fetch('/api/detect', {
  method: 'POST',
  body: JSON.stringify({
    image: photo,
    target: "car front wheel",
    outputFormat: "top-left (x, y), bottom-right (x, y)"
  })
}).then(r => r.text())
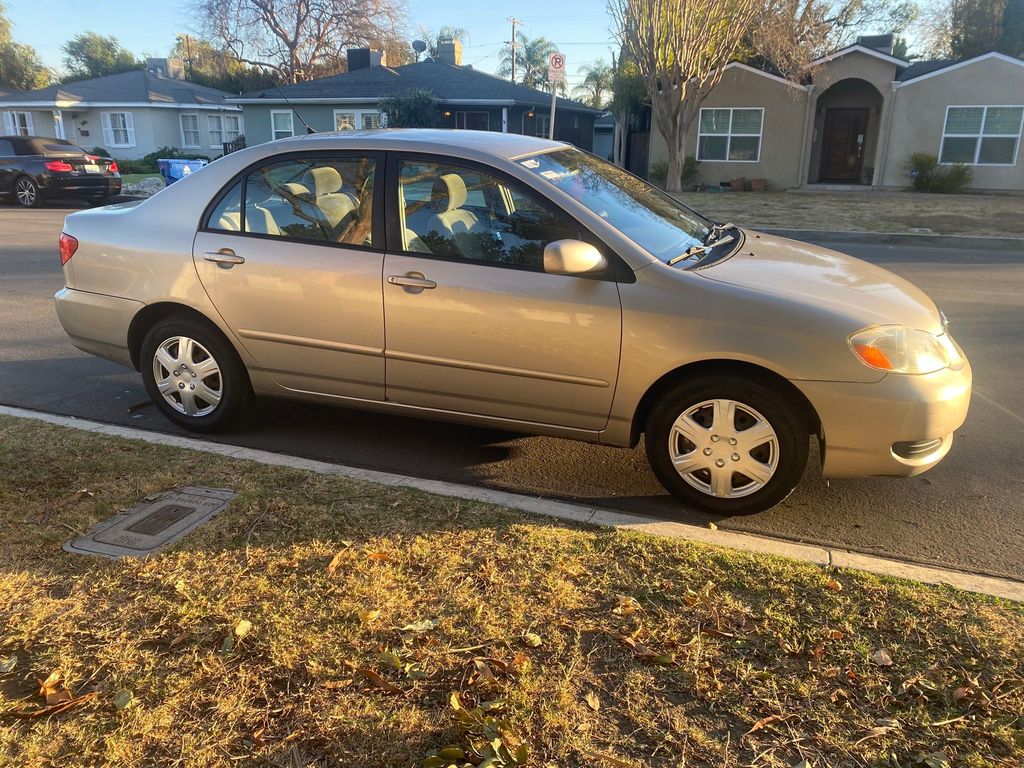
top-left (140, 316), bottom-right (252, 433)
top-left (645, 377), bottom-right (809, 515)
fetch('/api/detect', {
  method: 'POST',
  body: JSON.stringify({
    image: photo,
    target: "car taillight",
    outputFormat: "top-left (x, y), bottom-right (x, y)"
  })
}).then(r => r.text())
top-left (59, 233), bottom-right (78, 265)
top-left (108, 161), bottom-right (119, 174)
top-left (45, 160), bottom-right (74, 172)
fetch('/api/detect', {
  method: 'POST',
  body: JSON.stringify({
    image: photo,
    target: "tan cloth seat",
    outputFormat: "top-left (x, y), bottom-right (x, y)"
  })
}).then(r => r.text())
top-left (427, 173), bottom-right (480, 238)
top-left (219, 207), bottom-right (281, 236)
top-left (305, 166), bottom-right (357, 229)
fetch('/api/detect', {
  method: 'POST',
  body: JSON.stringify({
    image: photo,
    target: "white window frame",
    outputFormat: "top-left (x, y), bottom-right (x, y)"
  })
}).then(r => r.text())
top-left (208, 113), bottom-right (243, 148)
top-left (455, 111), bottom-right (489, 131)
top-left (333, 109), bottom-right (381, 131)
top-left (179, 113), bottom-right (201, 148)
top-left (101, 111), bottom-right (135, 148)
top-left (697, 107), bottom-right (764, 163)
top-left (271, 109), bottom-right (294, 140)
top-left (2, 111), bottom-right (34, 136)
top-left (938, 105), bottom-right (1023, 167)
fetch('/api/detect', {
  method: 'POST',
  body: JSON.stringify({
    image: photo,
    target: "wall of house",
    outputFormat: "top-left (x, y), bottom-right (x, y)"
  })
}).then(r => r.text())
top-left (648, 67), bottom-right (809, 190)
top-left (881, 57), bottom-right (1024, 191)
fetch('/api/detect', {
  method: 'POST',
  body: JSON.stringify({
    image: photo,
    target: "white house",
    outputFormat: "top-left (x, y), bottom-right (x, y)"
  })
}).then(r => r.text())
top-left (0, 59), bottom-right (243, 160)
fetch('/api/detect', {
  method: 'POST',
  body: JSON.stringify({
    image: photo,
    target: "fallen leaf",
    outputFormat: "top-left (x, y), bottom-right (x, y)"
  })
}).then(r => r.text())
top-left (113, 689), bottom-right (133, 710)
top-left (366, 551), bottom-right (393, 562)
top-left (168, 630), bottom-right (190, 648)
top-left (358, 609), bottom-right (381, 625)
top-left (952, 686), bottom-right (974, 702)
top-left (326, 550), bottom-right (347, 576)
top-left (854, 718), bottom-right (899, 745)
top-left (321, 679), bottom-right (353, 690)
top-left (234, 619), bottom-right (253, 639)
top-left (612, 595), bottom-right (641, 616)
top-left (436, 746), bottom-right (466, 760)
top-left (792, 760), bottom-right (814, 768)
top-left (522, 632), bottom-right (543, 648)
top-left (870, 648), bottom-right (893, 667)
top-left (584, 690), bottom-right (601, 711)
top-left (356, 667), bottom-right (404, 695)
top-left (824, 579), bottom-right (843, 592)
top-left (707, 522), bottom-right (718, 530)
top-left (401, 618), bottom-right (437, 633)
top-left (742, 713), bottom-right (788, 741)
top-left (39, 669), bottom-right (70, 704)
top-left (922, 751), bottom-right (951, 768)
top-left (251, 727), bottom-right (266, 747)
top-left (7, 691), bottom-right (98, 718)
top-left (0, 656), bottom-right (16, 674)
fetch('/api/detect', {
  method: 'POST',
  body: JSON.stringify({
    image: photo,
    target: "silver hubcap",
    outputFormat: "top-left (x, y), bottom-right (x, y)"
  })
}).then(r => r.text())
top-left (668, 398), bottom-right (779, 499)
top-left (152, 336), bottom-right (222, 417)
top-left (16, 179), bottom-right (36, 206)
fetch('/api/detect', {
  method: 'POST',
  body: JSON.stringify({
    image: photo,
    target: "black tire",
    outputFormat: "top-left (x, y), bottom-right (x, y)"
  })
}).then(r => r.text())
top-left (14, 176), bottom-right (41, 208)
top-left (644, 376), bottom-right (809, 515)
top-left (140, 315), bottom-right (253, 433)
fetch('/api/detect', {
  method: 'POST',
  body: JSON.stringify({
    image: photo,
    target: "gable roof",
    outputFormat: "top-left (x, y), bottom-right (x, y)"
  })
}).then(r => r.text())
top-left (231, 61), bottom-right (601, 113)
top-left (809, 43), bottom-right (909, 69)
top-left (895, 51), bottom-right (1024, 87)
top-left (0, 70), bottom-right (239, 109)
top-left (0, 87), bottom-right (22, 99)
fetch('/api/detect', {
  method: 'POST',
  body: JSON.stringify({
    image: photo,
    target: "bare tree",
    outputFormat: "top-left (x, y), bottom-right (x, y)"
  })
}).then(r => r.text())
top-left (193, 0), bottom-right (408, 83)
top-left (610, 0), bottom-right (761, 191)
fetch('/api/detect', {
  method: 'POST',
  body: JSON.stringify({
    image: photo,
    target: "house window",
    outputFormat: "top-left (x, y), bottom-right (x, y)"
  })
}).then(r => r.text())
top-left (455, 111), bottom-right (489, 131)
top-left (697, 108), bottom-right (763, 162)
top-left (940, 106), bottom-right (1023, 165)
top-left (533, 114), bottom-right (550, 137)
top-left (209, 114), bottom-right (242, 147)
top-left (2, 111), bottom-right (33, 136)
top-left (334, 110), bottom-right (381, 131)
top-left (271, 110), bottom-right (294, 140)
top-left (101, 112), bottom-right (135, 148)
top-left (180, 113), bottom-right (201, 147)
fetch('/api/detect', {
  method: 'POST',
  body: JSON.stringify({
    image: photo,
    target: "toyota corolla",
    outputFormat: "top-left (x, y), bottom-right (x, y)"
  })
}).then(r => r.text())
top-left (54, 130), bottom-right (971, 514)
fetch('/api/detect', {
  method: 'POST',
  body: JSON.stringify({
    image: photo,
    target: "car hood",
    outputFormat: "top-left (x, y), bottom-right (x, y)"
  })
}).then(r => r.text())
top-left (698, 230), bottom-right (943, 332)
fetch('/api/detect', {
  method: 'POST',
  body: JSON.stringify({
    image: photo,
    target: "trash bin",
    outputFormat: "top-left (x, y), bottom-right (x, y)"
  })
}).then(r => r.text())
top-left (157, 158), bottom-right (208, 185)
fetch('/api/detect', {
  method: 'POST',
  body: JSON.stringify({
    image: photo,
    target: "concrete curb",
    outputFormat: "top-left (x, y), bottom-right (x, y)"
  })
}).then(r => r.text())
top-left (2, 404), bottom-right (1021, 603)
top-left (761, 228), bottom-right (1024, 252)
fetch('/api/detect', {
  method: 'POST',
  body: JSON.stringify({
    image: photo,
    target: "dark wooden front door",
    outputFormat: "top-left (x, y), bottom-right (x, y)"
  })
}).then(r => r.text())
top-left (819, 108), bottom-right (869, 182)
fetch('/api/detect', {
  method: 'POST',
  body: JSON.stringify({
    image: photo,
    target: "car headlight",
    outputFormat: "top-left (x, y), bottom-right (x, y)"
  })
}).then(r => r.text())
top-left (848, 325), bottom-right (963, 374)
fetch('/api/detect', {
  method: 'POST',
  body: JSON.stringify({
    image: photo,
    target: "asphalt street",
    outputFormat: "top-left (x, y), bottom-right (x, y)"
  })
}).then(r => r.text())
top-left (2, 205), bottom-right (1022, 579)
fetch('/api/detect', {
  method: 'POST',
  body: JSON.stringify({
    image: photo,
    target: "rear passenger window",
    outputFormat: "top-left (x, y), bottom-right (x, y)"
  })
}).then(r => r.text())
top-left (206, 156), bottom-right (376, 247)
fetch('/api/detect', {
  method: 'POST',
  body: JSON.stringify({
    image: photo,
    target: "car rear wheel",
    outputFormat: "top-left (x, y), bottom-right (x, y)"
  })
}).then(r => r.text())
top-left (14, 177), bottom-right (40, 208)
top-left (645, 376), bottom-right (809, 515)
top-left (140, 316), bottom-right (253, 433)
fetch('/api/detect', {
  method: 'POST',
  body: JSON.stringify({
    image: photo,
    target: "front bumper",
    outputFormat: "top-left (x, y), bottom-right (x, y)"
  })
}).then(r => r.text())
top-left (794, 360), bottom-right (972, 478)
top-left (54, 287), bottom-right (142, 369)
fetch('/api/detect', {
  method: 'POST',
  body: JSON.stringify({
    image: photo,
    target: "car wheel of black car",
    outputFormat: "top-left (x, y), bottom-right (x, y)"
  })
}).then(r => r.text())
top-left (14, 176), bottom-right (41, 208)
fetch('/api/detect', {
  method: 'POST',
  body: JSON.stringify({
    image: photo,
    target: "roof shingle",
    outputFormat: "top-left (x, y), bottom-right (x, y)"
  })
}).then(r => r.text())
top-left (7, 70), bottom-right (237, 105)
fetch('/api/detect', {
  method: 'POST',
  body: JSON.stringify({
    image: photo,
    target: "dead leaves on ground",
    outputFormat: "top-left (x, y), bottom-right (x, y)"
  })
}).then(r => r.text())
top-left (3, 669), bottom-right (98, 719)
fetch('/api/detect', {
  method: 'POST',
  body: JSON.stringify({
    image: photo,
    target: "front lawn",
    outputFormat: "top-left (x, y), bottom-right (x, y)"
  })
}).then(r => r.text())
top-left (1, 415), bottom-right (1022, 767)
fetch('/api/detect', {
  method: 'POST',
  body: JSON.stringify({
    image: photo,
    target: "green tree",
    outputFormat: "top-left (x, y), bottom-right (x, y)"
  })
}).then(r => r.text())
top-left (497, 32), bottom-right (563, 93)
top-left (413, 24), bottom-right (470, 59)
top-left (172, 34), bottom-right (278, 93)
top-left (608, 56), bottom-right (646, 166)
top-left (999, 0), bottom-right (1024, 55)
top-left (0, 2), bottom-right (51, 89)
top-left (379, 88), bottom-right (436, 127)
top-left (62, 32), bottom-right (142, 80)
top-left (572, 59), bottom-right (613, 108)
top-left (948, 0), bottom-right (1008, 58)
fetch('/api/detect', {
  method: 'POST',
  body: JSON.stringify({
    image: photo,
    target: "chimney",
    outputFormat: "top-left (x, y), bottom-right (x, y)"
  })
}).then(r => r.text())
top-left (347, 48), bottom-right (386, 71)
top-left (436, 39), bottom-right (463, 66)
top-left (855, 34), bottom-right (895, 56)
top-left (147, 57), bottom-right (186, 79)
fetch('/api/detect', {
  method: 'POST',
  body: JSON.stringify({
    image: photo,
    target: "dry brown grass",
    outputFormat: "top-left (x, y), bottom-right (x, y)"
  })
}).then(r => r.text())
top-left (675, 190), bottom-right (1024, 237)
top-left (1, 414), bottom-right (1022, 767)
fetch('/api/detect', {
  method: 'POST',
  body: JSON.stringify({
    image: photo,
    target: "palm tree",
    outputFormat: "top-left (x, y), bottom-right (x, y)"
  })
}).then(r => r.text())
top-left (572, 59), bottom-right (613, 108)
top-left (414, 25), bottom-right (470, 60)
top-left (497, 32), bottom-right (563, 92)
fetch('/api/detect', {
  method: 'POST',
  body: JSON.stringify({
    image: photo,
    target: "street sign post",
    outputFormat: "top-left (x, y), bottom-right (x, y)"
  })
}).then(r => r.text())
top-left (547, 52), bottom-right (565, 140)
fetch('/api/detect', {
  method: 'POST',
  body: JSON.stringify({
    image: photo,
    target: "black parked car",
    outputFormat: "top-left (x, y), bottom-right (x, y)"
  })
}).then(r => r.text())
top-left (0, 136), bottom-right (121, 208)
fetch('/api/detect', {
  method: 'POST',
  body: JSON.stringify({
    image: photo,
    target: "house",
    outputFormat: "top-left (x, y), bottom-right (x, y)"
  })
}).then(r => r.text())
top-left (231, 42), bottom-right (602, 150)
top-left (0, 59), bottom-right (243, 160)
top-left (645, 38), bottom-right (1024, 192)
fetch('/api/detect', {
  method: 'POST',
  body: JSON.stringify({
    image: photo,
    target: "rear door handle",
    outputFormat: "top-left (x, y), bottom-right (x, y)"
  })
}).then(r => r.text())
top-left (387, 274), bottom-right (436, 290)
top-left (204, 249), bottom-right (245, 268)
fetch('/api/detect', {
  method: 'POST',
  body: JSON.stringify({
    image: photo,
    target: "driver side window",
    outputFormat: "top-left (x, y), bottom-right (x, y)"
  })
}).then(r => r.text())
top-left (398, 159), bottom-right (580, 269)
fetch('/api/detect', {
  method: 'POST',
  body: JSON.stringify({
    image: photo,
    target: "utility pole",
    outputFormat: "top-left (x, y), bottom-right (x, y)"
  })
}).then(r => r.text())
top-left (506, 17), bottom-right (521, 83)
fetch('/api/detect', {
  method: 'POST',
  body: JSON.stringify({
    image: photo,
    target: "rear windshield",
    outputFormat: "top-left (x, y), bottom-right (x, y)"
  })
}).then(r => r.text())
top-left (17, 139), bottom-right (88, 156)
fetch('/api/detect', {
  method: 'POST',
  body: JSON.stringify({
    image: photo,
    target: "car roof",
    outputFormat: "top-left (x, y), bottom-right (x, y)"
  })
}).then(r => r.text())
top-left (267, 128), bottom-right (570, 161)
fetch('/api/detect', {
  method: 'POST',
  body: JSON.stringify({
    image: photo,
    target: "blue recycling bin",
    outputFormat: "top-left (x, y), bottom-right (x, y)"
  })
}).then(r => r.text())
top-left (157, 158), bottom-right (208, 185)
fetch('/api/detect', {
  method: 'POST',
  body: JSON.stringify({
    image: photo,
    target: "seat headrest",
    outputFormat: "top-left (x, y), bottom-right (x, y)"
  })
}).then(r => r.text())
top-left (430, 173), bottom-right (468, 213)
top-left (275, 182), bottom-right (313, 203)
top-left (308, 166), bottom-right (343, 197)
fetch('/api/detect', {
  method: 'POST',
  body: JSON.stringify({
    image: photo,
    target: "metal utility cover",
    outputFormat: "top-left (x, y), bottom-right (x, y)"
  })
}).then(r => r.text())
top-left (64, 486), bottom-right (236, 559)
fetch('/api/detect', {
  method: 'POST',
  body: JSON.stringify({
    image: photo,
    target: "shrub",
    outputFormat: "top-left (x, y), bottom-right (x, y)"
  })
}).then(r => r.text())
top-left (379, 89), bottom-right (437, 128)
top-left (649, 155), bottom-right (700, 189)
top-left (114, 146), bottom-right (211, 176)
top-left (682, 155), bottom-right (699, 187)
top-left (906, 152), bottom-right (972, 193)
top-left (89, 146), bottom-right (111, 158)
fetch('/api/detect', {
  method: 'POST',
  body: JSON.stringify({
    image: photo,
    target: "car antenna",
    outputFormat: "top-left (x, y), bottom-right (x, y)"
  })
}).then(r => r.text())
top-left (275, 82), bottom-right (316, 134)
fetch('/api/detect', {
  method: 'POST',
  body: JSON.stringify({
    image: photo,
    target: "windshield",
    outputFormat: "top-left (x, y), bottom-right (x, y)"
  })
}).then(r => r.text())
top-left (517, 148), bottom-right (712, 263)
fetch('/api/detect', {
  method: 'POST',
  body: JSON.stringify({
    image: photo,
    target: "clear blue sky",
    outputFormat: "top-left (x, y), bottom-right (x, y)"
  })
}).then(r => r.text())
top-left (4, 0), bottom-right (617, 88)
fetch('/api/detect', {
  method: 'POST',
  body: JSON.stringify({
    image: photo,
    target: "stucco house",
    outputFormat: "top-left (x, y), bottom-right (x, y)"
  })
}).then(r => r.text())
top-left (646, 38), bottom-right (1024, 192)
top-left (231, 43), bottom-right (601, 150)
top-left (0, 59), bottom-right (242, 160)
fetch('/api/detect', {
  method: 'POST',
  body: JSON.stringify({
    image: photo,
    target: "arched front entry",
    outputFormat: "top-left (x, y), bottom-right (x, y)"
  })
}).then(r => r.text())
top-left (808, 78), bottom-right (884, 184)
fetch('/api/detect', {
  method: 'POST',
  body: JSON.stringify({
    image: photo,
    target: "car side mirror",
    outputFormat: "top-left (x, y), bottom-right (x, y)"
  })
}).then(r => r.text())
top-left (543, 239), bottom-right (607, 276)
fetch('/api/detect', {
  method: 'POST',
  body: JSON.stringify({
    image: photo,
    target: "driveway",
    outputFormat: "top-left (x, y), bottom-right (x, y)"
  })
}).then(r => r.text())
top-left (2, 206), bottom-right (1022, 579)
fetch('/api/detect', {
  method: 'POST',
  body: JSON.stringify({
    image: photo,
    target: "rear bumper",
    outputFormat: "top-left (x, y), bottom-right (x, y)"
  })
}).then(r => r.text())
top-left (42, 175), bottom-right (122, 199)
top-left (795, 361), bottom-right (972, 478)
top-left (54, 287), bottom-right (141, 369)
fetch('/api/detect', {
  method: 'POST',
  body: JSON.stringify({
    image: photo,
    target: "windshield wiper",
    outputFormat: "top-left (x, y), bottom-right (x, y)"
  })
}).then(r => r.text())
top-left (704, 222), bottom-right (735, 244)
top-left (667, 234), bottom-right (735, 266)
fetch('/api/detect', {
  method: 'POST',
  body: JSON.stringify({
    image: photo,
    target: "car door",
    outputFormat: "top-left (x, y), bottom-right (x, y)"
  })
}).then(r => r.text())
top-left (193, 152), bottom-right (386, 400)
top-left (383, 155), bottom-right (623, 431)
top-left (0, 139), bottom-right (16, 194)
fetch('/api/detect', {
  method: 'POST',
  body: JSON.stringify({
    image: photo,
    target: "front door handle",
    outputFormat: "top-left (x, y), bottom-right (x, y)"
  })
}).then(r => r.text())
top-left (204, 249), bottom-right (245, 268)
top-left (387, 274), bottom-right (437, 290)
